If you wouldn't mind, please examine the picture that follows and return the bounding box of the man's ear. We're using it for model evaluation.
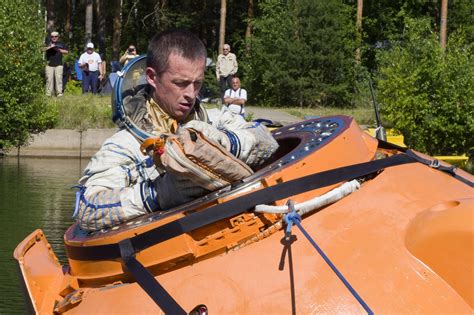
[145,67,158,90]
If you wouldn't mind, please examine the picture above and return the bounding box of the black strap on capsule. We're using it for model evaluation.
[404,149,473,187]
[119,238,187,314]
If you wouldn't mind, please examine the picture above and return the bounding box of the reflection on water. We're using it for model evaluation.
[0,157,88,313]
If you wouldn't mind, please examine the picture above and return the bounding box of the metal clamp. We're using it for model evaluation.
[430,159,440,168]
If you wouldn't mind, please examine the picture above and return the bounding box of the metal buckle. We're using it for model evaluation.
[429,159,440,168]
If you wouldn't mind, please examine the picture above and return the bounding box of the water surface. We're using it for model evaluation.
[0,157,87,313]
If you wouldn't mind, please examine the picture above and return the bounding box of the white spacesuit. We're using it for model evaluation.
[74,93,278,232]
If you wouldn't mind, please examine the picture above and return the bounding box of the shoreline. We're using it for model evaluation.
[5,128,117,158]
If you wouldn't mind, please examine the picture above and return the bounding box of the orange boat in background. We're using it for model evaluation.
[14,116,473,314]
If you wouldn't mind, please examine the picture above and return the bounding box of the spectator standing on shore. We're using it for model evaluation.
[216,44,238,102]
[44,31,68,97]
[120,45,139,66]
[78,43,103,94]
[224,77,247,117]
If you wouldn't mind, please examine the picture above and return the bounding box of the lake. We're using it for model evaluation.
[0,157,88,313]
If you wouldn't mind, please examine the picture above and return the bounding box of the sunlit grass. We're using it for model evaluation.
[281,106,376,126]
[47,94,115,130]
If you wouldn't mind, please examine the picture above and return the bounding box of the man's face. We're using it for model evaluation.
[231,78,240,91]
[146,53,205,121]
[51,35,58,43]
[223,46,230,55]
[87,48,93,54]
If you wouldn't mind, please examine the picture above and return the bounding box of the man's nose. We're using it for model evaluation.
[184,83,199,98]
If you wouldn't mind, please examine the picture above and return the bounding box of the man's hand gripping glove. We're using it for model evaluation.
[141,128,255,210]
[183,120,279,168]
[141,135,206,210]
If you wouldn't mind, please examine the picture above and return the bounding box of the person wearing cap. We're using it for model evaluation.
[44,31,68,97]
[78,42,103,94]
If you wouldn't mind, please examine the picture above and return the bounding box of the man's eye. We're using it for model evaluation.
[175,81,190,88]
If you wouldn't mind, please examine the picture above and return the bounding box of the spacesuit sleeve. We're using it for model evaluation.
[74,130,159,231]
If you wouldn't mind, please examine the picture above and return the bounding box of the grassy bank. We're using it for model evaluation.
[48,94,115,129]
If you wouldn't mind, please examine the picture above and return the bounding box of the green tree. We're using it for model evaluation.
[376,17,473,156]
[0,0,57,151]
[243,0,357,107]
[360,0,474,72]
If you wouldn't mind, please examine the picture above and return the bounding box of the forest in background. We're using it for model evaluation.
[42,0,472,105]
[0,0,472,157]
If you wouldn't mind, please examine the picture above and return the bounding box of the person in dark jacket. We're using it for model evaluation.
[44,31,68,96]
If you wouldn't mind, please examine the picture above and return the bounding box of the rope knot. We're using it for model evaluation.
[285,210,301,226]
[284,200,301,236]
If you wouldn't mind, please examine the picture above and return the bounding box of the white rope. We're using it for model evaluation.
[255,180,360,215]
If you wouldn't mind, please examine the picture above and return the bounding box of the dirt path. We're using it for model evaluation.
[245,106,300,125]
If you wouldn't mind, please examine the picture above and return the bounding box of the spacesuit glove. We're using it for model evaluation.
[184,120,279,167]
[230,124,279,167]
[183,121,232,150]
[154,171,210,210]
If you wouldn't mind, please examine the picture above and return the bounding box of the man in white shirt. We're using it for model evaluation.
[78,42,103,94]
[224,77,247,117]
[216,44,238,102]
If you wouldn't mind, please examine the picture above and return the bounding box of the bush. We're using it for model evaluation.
[47,94,115,130]
[64,80,83,95]
[376,17,473,157]
[0,0,57,150]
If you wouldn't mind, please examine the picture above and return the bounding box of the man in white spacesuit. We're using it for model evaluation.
[74,30,278,232]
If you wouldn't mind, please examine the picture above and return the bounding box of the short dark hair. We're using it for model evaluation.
[147,29,207,75]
